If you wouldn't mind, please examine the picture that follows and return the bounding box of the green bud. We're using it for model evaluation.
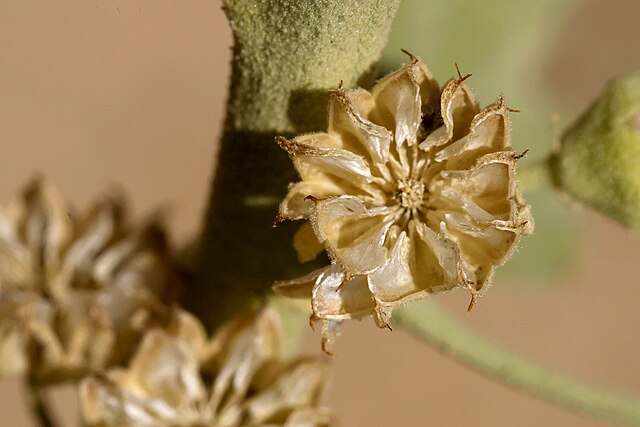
[549,71,640,230]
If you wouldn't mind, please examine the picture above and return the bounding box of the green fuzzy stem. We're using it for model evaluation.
[395,301,640,426]
[517,158,553,192]
[189,0,400,330]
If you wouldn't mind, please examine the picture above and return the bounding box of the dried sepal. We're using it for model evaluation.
[275,55,533,350]
[293,223,324,263]
[79,308,336,427]
[0,178,170,384]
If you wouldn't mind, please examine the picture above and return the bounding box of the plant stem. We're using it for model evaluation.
[517,157,552,193]
[394,301,640,426]
[26,381,57,427]
[189,0,400,330]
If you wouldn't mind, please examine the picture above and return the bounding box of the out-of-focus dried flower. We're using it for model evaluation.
[274,56,532,352]
[0,179,169,384]
[79,308,336,427]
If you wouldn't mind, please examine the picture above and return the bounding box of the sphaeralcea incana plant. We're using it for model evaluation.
[1,1,640,426]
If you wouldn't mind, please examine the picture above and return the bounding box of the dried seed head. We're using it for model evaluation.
[0,178,169,384]
[274,55,533,352]
[79,308,336,427]
[549,71,640,231]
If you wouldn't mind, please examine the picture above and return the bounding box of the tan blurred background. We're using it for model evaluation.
[1,1,639,425]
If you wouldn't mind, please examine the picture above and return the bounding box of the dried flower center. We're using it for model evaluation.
[396,178,425,210]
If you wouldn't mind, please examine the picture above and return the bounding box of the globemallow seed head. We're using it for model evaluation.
[549,71,640,231]
[273,55,533,353]
[79,308,336,427]
[0,178,169,384]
